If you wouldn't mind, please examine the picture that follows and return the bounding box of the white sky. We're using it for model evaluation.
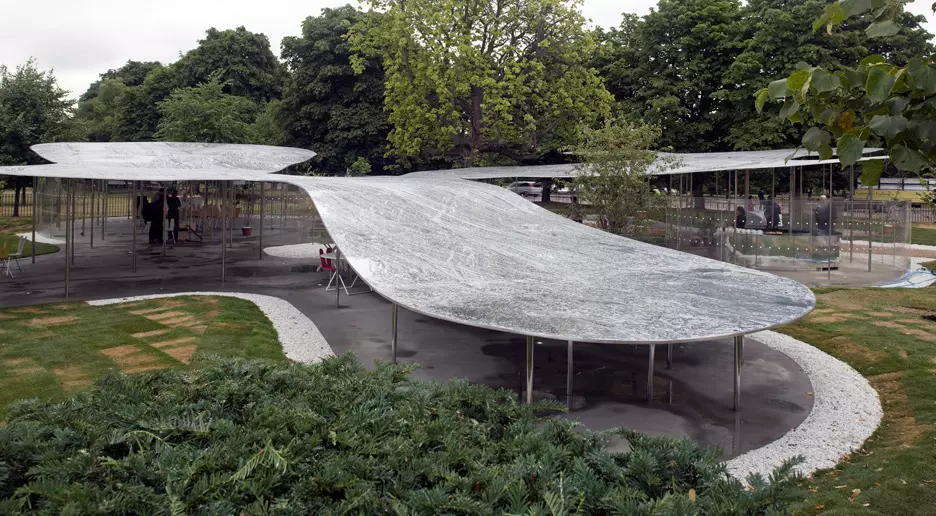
[0,0,933,101]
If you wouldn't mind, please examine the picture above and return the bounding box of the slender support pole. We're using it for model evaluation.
[676,174,682,250]
[525,335,534,404]
[566,340,574,410]
[734,335,743,411]
[335,247,341,308]
[828,165,833,280]
[666,343,673,369]
[868,185,873,272]
[31,177,37,263]
[221,181,227,285]
[259,182,265,259]
[81,181,86,236]
[849,165,854,262]
[162,186,168,256]
[391,303,398,363]
[70,181,76,266]
[90,180,95,248]
[131,181,137,273]
[65,179,71,299]
[102,181,108,240]
[647,344,656,402]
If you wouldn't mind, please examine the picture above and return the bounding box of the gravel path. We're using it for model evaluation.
[263,243,328,259]
[17,232,65,245]
[87,292,333,364]
[725,330,881,481]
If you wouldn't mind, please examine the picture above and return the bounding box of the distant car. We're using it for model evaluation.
[508,181,543,197]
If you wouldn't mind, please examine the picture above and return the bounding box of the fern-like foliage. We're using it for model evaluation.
[0,354,804,514]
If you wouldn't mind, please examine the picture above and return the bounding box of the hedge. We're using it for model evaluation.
[0,355,803,514]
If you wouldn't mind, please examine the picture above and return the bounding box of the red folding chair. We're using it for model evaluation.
[320,248,348,295]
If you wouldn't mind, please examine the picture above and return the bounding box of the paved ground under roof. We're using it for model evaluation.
[0,217,813,459]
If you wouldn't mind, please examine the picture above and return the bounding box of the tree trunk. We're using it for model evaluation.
[541,178,553,204]
[12,177,22,217]
[692,176,704,210]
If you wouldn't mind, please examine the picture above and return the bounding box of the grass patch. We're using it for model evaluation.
[779,287,936,514]
[0,217,58,259]
[912,224,936,246]
[0,296,285,419]
[922,260,936,273]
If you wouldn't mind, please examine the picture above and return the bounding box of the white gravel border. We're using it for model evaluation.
[86,292,333,364]
[17,232,65,245]
[263,243,328,259]
[725,330,882,481]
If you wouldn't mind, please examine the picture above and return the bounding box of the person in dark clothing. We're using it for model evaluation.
[764,196,782,230]
[758,190,766,211]
[735,206,746,229]
[167,189,182,241]
[147,190,165,245]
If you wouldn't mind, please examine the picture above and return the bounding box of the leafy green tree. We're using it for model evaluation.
[280,6,390,175]
[348,156,372,176]
[74,61,163,142]
[247,99,286,146]
[725,0,932,150]
[175,27,283,103]
[350,0,611,168]
[572,121,676,236]
[758,0,936,188]
[599,0,746,152]
[74,79,128,142]
[0,60,73,215]
[155,74,259,143]
[115,64,181,142]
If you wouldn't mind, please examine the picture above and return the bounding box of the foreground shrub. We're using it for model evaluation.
[0,355,803,514]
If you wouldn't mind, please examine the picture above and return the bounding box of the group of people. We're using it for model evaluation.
[139,188,182,245]
[736,191,783,230]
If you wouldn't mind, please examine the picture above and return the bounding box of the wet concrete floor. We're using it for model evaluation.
[0,218,813,459]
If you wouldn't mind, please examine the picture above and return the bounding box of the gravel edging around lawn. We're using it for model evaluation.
[87,292,334,364]
[725,330,882,481]
[16,232,65,245]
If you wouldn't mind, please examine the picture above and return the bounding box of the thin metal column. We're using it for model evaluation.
[131,181,137,273]
[391,303,398,363]
[64,179,71,298]
[258,182,265,259]
[335,247,341,308]
[868,185,873,272]
[89,180,95,248]
[525,336,534,404]
[31,177,37,263]
[221,181,227,285]
[849,165,854,262]
[161,186,168,256]
[647,344,655,402]
[734,335,743,411]
[676,175,682,250]
[70,181,76,265]
[102,181,108,240]
[81,181,86,236]
[566,340,573,410]
[666,343,673,369]
[828,165,833,280]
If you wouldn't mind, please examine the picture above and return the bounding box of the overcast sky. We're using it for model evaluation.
[1,0,933,100]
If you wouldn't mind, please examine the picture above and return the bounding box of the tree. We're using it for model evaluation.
[0,60,73,216]
[115,64,181,142]
[598,0,746,152]
[758,0,936,189]
[350,0,612,168]
[247,100,286,146]
[280,6,391,175]
[154,75,259,143]
[175,27,283,103]
[74,61,163,142]
[724,0,932,150]
[571,121,675,236]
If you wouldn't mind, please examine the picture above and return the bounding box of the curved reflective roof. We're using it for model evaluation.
[1,142,815,343]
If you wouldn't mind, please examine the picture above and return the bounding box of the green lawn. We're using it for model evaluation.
[0,295,285,419]
[780,287,936,515]
[0,216,58,259]
[912,224,936,246]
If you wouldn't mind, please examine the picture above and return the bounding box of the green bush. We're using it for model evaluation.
[0,355,803,514]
